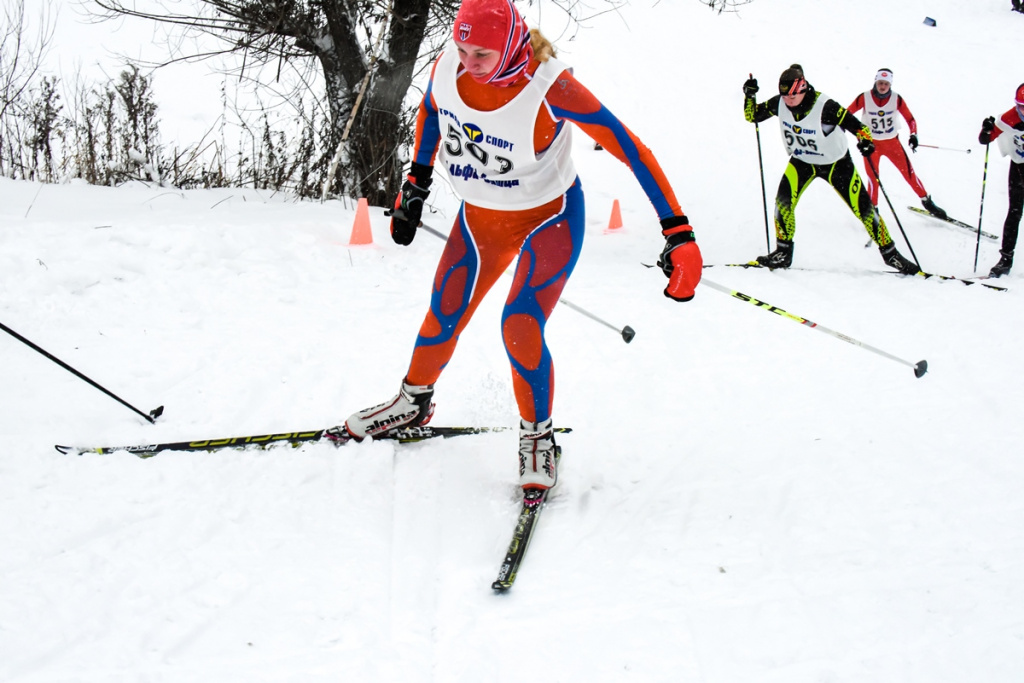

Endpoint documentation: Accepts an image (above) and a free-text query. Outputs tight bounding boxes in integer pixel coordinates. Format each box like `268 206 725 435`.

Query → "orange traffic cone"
605 199 623 232
349 197 373 245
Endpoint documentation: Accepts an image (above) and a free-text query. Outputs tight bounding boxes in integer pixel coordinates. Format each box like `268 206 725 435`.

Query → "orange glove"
659 218 702 302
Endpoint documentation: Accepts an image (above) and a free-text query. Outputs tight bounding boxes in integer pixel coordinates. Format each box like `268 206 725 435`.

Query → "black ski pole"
974 143 990 272
751 74 771 252
0 321 164 423
418 222 635 343
699 278 927 378
866 154 922 268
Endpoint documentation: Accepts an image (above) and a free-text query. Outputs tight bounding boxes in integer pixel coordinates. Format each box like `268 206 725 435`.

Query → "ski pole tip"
148 405 165 422
621 326 636 343
914 360 928 378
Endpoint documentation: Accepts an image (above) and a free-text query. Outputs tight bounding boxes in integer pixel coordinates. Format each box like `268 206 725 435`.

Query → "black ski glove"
388 163 433 246
979 116 996 145
743 77 759 98
908 134 918 152
857 137 875 157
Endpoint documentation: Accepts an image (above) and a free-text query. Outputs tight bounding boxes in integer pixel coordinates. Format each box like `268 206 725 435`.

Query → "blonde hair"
530 29 556 61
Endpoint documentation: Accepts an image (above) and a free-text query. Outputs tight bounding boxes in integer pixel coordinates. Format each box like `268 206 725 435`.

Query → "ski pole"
866 155 922 269
974 143 990 272
0 320 164 423
419 222 636 343
750 74 771 252
699 278 928 378
916 143 971 154
556 298 635 342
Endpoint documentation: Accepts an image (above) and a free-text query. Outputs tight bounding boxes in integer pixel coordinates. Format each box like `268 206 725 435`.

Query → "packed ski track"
3 0 1024 681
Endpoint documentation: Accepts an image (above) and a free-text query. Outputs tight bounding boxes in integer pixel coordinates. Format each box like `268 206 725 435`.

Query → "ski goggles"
780 78 807 97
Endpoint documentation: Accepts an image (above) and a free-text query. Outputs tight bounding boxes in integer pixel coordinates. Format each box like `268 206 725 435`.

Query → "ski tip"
914 360 929 378
492 580 513 592
54 445 97 455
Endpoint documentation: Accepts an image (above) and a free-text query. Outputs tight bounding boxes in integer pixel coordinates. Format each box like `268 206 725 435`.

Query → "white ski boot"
519 418 557 490
345 380 434 440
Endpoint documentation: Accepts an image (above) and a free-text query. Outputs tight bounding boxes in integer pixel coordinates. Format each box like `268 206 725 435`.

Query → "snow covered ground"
3 1 1023 681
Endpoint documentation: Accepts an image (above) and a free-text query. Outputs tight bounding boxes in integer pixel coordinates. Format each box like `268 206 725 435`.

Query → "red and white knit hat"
875 68 894 84
454 0 534 87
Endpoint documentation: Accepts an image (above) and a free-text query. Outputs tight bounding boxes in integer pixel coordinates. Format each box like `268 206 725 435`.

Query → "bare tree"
1 0 55 176
90 0 445 204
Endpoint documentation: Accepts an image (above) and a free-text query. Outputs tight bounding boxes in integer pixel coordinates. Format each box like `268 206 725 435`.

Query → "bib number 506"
784 130 818 151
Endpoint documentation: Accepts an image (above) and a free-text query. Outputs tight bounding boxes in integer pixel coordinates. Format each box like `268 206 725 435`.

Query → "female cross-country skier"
847 68 947 220
342 0 702 491
978 84 1024 277
743 64 920 274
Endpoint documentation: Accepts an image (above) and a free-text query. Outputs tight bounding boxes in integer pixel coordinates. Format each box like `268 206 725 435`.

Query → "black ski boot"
921 195 947 220
756 239 794 269
880 243 921 275
989 250 1014 278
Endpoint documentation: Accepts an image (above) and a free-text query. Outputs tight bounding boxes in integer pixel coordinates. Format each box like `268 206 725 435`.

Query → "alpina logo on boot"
458 22 472 42
367 411 417 435
543 454 556 476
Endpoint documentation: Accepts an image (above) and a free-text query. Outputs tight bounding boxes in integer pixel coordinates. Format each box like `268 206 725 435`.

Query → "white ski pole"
700 278 927 378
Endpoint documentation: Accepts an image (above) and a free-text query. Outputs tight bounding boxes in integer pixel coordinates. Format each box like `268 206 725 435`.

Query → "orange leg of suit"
405 182 585 423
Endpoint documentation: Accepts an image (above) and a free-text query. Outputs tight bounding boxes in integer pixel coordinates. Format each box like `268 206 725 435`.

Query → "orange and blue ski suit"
404 51 686 423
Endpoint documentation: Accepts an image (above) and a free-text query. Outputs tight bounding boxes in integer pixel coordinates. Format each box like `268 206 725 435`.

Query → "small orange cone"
605 199 623 232
349 197 373 245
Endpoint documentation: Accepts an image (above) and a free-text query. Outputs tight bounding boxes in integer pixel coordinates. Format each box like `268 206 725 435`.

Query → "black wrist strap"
659 215 690 231
409 162 434 189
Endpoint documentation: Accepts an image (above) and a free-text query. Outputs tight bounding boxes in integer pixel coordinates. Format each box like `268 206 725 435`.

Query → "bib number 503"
444 124 514 174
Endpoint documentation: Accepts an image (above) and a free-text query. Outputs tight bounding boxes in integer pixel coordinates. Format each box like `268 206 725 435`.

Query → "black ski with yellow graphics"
707 261 1007 291
56 425 573 458
493 447 562 592
906 206 999 241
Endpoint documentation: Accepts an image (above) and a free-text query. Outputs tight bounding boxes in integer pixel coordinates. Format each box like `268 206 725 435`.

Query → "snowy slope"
3 1 1024 681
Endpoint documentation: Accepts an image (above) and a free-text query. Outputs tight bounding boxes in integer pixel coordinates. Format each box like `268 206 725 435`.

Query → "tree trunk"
340 0 432 205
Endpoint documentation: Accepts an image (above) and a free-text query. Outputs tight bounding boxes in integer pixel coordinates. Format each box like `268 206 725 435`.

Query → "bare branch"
1 0 56 121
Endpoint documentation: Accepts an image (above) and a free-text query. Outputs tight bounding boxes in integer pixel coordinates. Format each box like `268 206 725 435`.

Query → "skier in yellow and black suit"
743 64 920 274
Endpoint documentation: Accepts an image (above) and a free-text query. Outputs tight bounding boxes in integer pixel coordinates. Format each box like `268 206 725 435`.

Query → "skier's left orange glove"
659 217 702 302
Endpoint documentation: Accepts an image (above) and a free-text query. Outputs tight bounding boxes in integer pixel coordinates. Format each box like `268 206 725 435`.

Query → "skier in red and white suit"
848 68 947 219
978 83 1024 277
343 0 702 491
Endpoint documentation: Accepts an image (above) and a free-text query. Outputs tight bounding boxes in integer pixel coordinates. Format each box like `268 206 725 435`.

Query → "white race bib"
431 47 578 209
860 90 901 141
778 94 849 165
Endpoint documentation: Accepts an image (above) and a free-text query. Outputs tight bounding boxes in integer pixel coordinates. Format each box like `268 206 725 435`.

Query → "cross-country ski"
906 205 999 240
55 426 573 457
